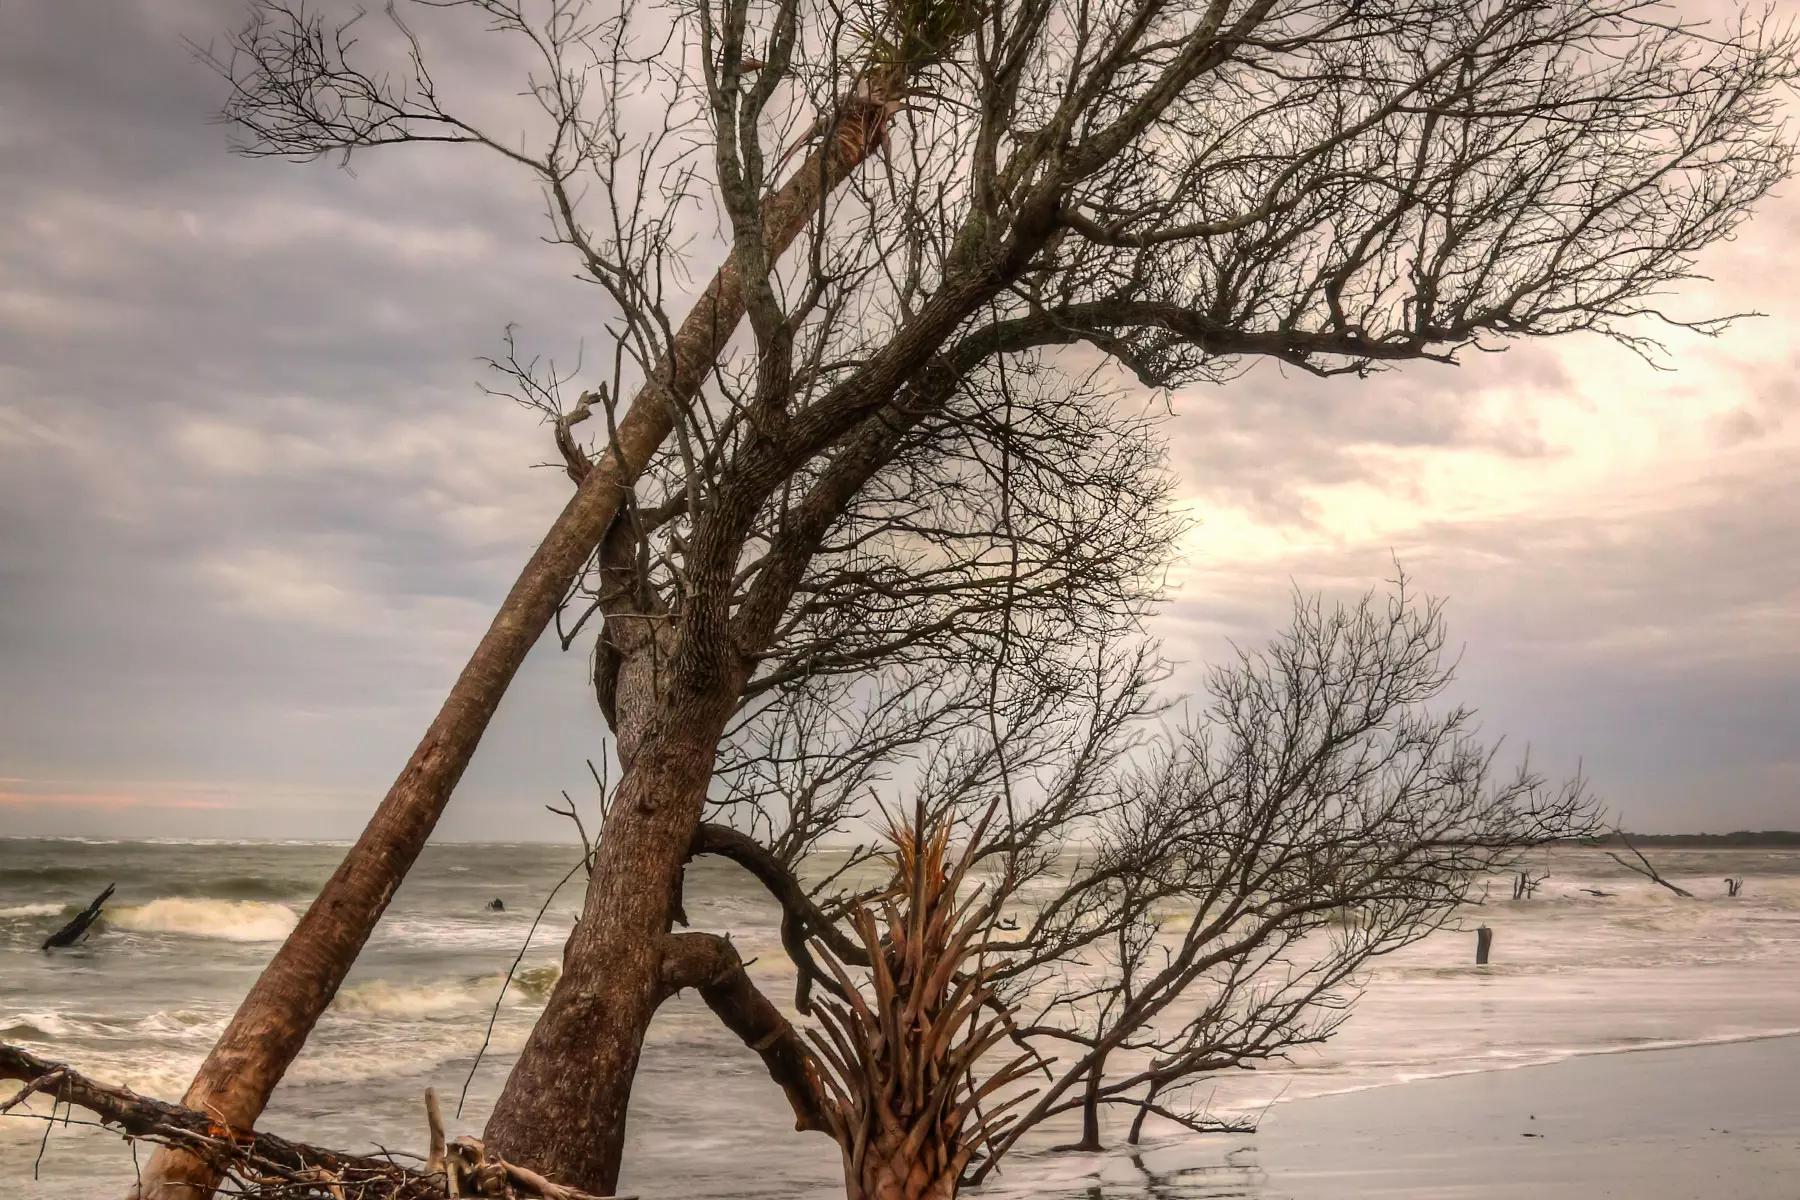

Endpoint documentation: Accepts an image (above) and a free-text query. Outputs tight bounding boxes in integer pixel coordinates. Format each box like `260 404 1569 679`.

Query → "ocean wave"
108 897 298 942
0 1008 227 1046
333 979 481 1018
509 964 561 1003
0 902 65 918
331 964 564 1018
1 1012 84 1041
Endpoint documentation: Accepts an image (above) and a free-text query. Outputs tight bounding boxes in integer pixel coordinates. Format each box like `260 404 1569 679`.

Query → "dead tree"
751 582 1591 1192
40 883 114 951
959 583 1594 1173
165 0 1796 1193
1608 830 1696 898
140 1 975 1193
1511 871 1547 900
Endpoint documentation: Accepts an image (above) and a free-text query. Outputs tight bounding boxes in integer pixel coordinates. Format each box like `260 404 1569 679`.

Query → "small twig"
458 856 588 1119
35 1092 55 1179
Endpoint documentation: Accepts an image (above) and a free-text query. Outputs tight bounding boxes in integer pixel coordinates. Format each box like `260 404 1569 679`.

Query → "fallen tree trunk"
0 1043 612 1200
142 66 916 1200
41 883 114 951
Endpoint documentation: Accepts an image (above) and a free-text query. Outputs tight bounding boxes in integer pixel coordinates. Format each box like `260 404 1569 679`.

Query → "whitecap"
0 903 65 918
108 897 298 942
1 1012 83 1040
332 979 481 1018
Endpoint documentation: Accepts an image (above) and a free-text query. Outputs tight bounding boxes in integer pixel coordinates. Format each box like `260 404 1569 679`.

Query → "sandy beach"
6 843 1798 1198
1103 1036 1800 1199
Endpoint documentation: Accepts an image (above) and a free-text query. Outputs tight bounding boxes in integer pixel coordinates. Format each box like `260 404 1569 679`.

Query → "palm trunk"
136 91 898 1200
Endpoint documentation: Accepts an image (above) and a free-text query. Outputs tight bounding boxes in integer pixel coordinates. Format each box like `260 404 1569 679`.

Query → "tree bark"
137 90 902 1200
1075 1062 1104 1153
481 676 743 1193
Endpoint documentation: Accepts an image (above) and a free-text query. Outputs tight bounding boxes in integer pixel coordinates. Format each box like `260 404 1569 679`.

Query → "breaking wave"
331 965 563 1018
333 979 479 1018
0 903 64 918
108 897 299 942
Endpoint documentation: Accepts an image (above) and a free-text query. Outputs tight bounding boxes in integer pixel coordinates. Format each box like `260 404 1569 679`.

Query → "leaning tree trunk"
135 88 906 1200
480 666 745 1192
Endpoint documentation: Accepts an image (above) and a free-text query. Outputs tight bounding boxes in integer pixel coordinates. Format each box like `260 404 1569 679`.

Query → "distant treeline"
1578 830 1800 848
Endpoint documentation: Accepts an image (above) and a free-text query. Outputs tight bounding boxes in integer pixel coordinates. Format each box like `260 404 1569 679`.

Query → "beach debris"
1606 831 1695 898
1511 871 1547 900
40 883 114 951
0 1042 620 1199
486 898 506 912
1475 925 1494 966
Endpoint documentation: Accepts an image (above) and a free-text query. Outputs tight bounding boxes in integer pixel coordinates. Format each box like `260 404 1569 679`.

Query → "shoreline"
1136 1033 1800 1199
1256 1024 1800 1111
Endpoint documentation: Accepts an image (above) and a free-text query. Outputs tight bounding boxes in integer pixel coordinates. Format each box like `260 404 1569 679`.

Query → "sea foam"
108 897 299 942
332 979 480 1017
0 903 65 918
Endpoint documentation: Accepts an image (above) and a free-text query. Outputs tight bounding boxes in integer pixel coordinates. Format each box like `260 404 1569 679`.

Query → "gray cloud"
1154 433 1800 832
2 1 1796 839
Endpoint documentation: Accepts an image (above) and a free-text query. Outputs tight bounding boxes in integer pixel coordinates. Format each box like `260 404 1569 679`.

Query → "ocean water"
1 840 1797 1197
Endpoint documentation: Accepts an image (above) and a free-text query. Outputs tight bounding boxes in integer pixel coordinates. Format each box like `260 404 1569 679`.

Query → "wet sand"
1122 1035 1800 1198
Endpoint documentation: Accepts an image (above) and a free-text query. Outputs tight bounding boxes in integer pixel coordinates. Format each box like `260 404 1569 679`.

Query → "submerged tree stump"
41 884 114 951
1475 925 1493 966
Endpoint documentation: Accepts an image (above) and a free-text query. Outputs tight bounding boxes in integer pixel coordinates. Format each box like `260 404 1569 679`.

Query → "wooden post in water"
1475 925 1493 966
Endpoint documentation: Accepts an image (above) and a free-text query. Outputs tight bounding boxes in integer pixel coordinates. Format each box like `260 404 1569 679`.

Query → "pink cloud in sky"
0 783 232 811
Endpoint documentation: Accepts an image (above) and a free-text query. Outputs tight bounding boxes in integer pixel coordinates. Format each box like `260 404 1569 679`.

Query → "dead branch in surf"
40 883 114 951
1607 829 1695 898
1511 871 1547 900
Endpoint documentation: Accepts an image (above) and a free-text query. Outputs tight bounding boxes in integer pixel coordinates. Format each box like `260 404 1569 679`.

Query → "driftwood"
41 883 114 950
1724 877 1743 897
1607 831 1695 898
0 1044 617 1199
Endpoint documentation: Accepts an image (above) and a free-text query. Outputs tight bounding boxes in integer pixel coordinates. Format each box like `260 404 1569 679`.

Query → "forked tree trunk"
136 90 902 1200
481 673 744 1191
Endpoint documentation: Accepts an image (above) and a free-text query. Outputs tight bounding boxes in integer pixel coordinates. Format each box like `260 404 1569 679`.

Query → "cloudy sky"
2 0 1796 841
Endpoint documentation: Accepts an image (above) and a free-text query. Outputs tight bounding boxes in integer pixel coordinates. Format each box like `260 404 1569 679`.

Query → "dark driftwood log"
1475 925 1494 965
41 883 114 950
0 1042 613 1199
